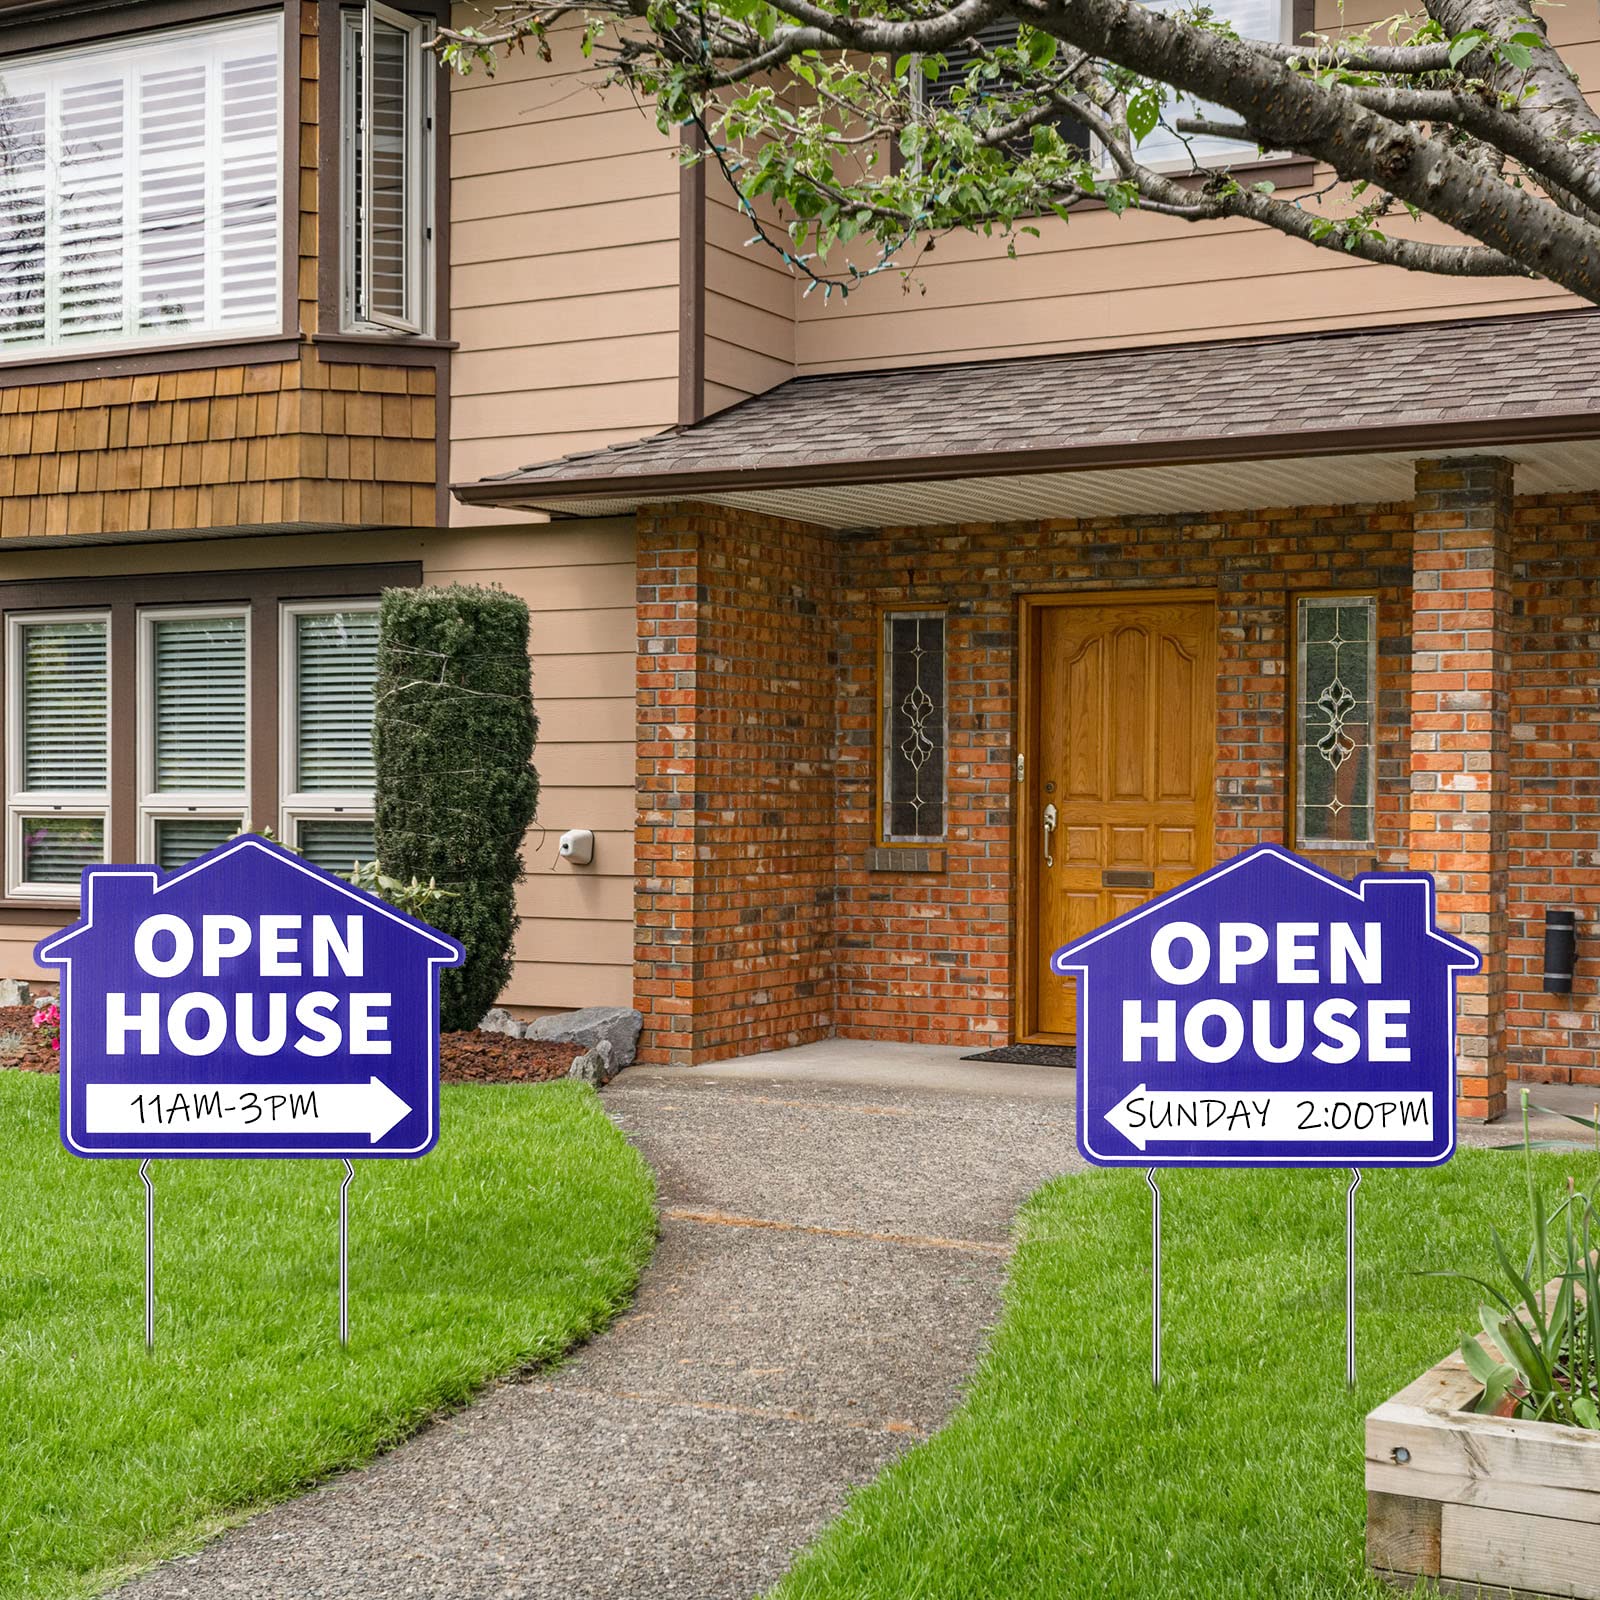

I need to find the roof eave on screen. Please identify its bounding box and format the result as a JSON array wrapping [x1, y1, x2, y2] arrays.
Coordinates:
[[451, 408, 1600, 513]]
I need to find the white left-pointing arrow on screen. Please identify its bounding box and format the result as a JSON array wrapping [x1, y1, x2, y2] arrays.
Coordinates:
[[1104, 1083, 1435, 1152], [84, 1077, 413, 1143]]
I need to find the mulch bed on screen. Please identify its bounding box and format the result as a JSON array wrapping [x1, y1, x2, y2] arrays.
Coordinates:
[[0, 1003, 582, 1085], [440, 1032, 583, 1084]]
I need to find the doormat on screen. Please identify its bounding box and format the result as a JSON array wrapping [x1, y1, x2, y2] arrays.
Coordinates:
[[962, 1044, 1077, 1068]]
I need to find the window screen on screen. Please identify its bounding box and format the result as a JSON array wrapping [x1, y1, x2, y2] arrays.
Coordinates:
[[881, 612, 947, 842], [19, 618, 107, 791]]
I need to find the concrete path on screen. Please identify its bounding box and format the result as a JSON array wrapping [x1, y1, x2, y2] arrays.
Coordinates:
[[119, 1042, 1079, 1600]]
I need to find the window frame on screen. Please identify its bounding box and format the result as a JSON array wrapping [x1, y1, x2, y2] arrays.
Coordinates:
[[876, 605, 949, 848], [339, 0, 433, 337], [907, 0, 1298, 179], [1289, 588, 1380, 852], [0, 10, 289, 367], [4, 609, 111, 899], [278, 597, 379, 857], [136, 603, 252, 862]]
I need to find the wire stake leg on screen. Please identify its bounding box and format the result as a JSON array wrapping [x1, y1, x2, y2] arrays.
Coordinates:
[[339, 1158, 354, 1349], [1346, 1167, 1362, 1391], [1147, 1166, 1162, 1391], [140, 1158, 154, 1353]]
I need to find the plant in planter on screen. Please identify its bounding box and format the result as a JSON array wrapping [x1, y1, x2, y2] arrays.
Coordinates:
[[1367, 1093, 1600, 1598]]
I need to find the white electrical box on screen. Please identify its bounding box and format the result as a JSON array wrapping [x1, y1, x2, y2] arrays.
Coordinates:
[[558, 828, 595, 867]]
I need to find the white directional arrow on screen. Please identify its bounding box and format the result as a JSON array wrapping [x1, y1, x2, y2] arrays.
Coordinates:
[[85, 1077, 413, 1143], [1104, 1084, 1435, 1152]]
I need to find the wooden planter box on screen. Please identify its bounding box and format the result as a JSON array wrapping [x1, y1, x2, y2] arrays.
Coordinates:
[[1366, 1333, 1600, 1598]]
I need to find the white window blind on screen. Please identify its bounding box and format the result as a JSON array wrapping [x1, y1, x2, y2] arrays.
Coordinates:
[[154, 814, 240, 869], [295, 609, 379, 791], [20, 618, 107, 791], [296, 816, 376, 875], [0, 15, 282, 359], [342, 3, 428, 333], [151, 614, 247, 793], [6, 612, 109, 896]]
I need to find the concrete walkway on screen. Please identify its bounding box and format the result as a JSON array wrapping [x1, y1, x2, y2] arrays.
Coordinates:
[[119, 1042, 1079, 1599]]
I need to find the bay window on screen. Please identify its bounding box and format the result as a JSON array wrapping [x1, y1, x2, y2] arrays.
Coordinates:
[[0, 14, 283, 360], [280, 602, 379, 872], [2, 573, 401, 901], [5, 613, 109, 897], [341, 2, 432, 334]]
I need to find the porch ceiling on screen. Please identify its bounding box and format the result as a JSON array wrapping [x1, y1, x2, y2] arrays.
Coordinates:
[[455, 310, 1600, 530]]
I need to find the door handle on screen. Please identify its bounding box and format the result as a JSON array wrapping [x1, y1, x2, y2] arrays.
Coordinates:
[[1043, 802, 1057, 868]]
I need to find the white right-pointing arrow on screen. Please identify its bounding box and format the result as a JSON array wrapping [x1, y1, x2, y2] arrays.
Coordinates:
[[85, 1076, 414, 1143], [1104, 1084, 1435, 1152]]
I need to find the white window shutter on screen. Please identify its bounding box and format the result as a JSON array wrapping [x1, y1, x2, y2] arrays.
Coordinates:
[[0, 16, 280, 358], [152, 614, 247, 793]]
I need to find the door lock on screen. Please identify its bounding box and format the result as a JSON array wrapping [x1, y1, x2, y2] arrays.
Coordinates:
[[1043, 802, 1057, 868]]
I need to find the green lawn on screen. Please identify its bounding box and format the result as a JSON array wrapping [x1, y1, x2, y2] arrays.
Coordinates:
[[773, 1147, 1591, 1600], [0, 1073, 655, 1600]]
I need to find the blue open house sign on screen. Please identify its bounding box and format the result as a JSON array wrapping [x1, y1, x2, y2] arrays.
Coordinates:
[[1054, 845, 1482, 1169], [36, 835, 463, 1160]]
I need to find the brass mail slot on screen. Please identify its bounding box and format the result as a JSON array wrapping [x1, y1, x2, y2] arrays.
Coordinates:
[[1102, 869, 1155, 889]]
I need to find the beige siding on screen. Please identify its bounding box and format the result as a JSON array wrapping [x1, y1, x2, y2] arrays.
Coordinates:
[[0, 523, 637, 1014], [704, 164, 797, 409], [699, 0, 1594, 392], [447, 14, 684, 525]]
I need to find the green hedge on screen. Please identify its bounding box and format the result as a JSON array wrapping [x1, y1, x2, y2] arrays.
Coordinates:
[[373, 585, 539, 1030]]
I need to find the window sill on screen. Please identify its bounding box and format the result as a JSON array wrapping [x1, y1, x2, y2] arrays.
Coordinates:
[[0, 332, 302, 391], [312, 332, 458, 366], [867, 846, 946, 873]]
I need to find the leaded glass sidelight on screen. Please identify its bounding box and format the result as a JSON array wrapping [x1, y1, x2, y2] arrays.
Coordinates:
[[881, 612, 947, 842], [1295, 595, 1377, 846]]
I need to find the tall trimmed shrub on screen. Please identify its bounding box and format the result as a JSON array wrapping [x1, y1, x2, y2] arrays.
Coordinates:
[[373, 585, 539, 1031]]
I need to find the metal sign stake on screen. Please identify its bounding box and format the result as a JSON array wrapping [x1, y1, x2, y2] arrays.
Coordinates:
[[1346, 1167, 1361, 1390], [339, 1158, 354, 1348], [139, 1158, 154, 1352], [1146, 1166, 1162, 1390]]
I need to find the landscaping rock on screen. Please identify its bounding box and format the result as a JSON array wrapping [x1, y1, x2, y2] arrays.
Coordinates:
[[477, 1007, 527, 1039], [567, 1038, 618, 1087], [0, 979, 31, 1007], [529, 1006, 642, 1065]]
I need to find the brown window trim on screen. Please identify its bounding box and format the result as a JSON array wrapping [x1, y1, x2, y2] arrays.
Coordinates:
[[0, 336, 303, 392], [0, 561, 420, 919], [875, 603, 949, 852]]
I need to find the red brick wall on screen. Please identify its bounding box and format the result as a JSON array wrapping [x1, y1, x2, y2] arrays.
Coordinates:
[[1508, 495, 1600, 1088], [634, 505, 838, 1065], [834, 505, 1414, 1048], [633, 490, 1600, 1096]]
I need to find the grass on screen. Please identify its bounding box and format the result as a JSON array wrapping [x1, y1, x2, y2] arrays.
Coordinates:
[[771, 1146, 1595, 1600], [0, 1072, 656, 1600]]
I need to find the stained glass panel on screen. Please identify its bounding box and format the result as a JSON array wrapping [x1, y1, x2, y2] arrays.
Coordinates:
[[1295, 595, 1376, 845], [882, 612, 946, 842]]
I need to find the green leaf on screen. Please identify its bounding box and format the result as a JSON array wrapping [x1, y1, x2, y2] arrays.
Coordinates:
[[1448, 28, 1488, 66], [1127, 91, 1160, 143], [1499, 39, 1533, 70], [1576, 1395, 1600, 1430]]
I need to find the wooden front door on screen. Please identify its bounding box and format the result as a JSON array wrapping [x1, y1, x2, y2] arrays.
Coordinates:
[[1020, 593, 1217, 1042]]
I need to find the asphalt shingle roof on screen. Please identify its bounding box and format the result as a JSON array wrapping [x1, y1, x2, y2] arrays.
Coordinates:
[[455, 311, 1600, 505]]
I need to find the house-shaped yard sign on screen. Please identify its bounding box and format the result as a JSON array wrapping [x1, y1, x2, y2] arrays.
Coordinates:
[[36, 835, 463, 1159], [1053, 845, 1481, 1168]]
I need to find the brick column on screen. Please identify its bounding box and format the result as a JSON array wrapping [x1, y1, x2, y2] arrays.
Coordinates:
[[634, 518, 704, 1066], [1410, 457, 1514, 1122]]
